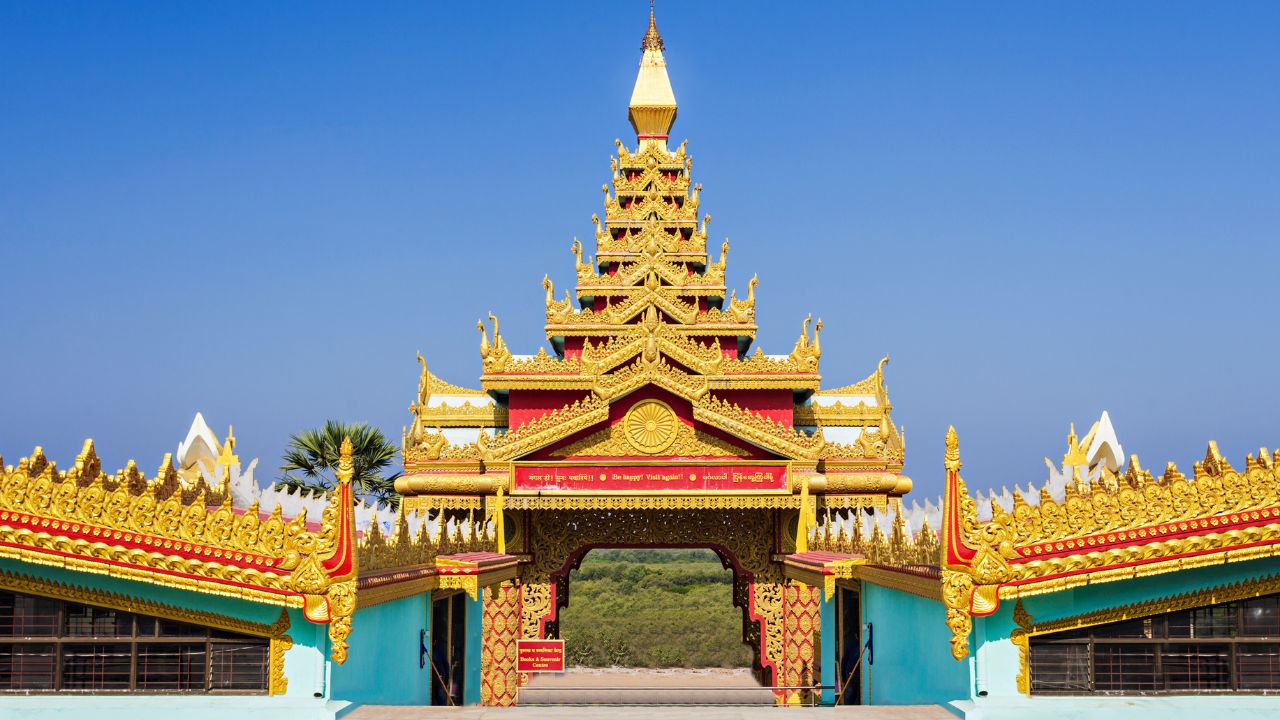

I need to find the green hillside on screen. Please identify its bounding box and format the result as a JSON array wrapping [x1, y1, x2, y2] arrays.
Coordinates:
[[558, 549, 753, 668]]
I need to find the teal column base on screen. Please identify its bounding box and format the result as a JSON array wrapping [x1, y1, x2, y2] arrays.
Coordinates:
[[820, 589, 836, 706], [464, 589, 484, 706]]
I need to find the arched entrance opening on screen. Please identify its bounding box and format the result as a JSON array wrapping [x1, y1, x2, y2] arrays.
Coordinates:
[[475, 509, 826, 707], [557, 548, 752, 668], [519, 545, 772, 704]]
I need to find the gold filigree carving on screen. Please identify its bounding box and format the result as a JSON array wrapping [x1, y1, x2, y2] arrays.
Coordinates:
[[693, 394, 825, 460], [326, 579, 356, 664], [269, 633, 293, 695], [358, 504, 494, 584], [820, 356, 890, 399], [0, 440, 355, 607], [944, 425, 962, 473], [401, 495, 485, 511], [481, 582, 521, 706], [495, 348, 583, 375], [794, 401, 881, 426], [940, 428, 1280, 662], [0, 568, 290, 637], [1011, 598, 1032, 696], [942, 569, 975, 661], [726, 274, 757, 323], [426, 367, 486, 396], [787, 316, 822, 373], [948, 443, 1280, 583], [622, 400, 679, 454], [724, 347, 815, 376], [488, 396, 610, 462], [810, 508, 939, 566], [1026, 571, 1280, 637], [520, 581, 552, 646], [420, 401, 508, 428], [477, 313, 512, 374], [549, 418, 750, 459]]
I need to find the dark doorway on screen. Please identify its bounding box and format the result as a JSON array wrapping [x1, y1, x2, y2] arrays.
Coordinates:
[[429, 592, 467, 706], [836, 586, 862, 705]]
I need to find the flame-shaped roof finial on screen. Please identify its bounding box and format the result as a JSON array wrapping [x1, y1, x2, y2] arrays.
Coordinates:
[[642, 1, 664, 51]]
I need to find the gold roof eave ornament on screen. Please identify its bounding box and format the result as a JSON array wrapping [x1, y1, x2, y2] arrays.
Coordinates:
[[0, 437, 361, 663], [937, 426, 1280, 666], [628, 5, 677, 144]]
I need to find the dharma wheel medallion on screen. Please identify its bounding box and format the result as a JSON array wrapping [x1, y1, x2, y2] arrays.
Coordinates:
[[623, 399, 679, 454]]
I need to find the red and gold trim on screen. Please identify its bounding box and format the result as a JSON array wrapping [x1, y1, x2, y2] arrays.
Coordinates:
[[939, 427, 1280, 661]]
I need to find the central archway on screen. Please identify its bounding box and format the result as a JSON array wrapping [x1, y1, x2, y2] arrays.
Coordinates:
[[475, 508, 823, 706], [517, 546, 773, 704], [548, 543, 766, 681]]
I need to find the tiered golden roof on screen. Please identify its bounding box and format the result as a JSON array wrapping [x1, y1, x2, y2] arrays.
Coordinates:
[[402, 8, 907, 502]]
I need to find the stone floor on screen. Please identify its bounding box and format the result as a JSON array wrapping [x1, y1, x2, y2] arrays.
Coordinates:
[[345, 706, 955, 719], [345, 668, 954, 719], [518, 667, 777, 705]]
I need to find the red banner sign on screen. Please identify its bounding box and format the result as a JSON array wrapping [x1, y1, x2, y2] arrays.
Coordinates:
[[513, 464, 789, 492], [516, 639, 566, 673]]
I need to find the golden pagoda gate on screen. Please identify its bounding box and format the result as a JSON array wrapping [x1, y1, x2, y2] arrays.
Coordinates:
[[397, 8, 910, 706]]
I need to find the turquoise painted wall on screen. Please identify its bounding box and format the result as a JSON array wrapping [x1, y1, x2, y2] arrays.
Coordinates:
[[975, 555, 1280, 701], [954, 556, 1280, 719], [861, 581, 970, 705], [330, 592, 431, 706], [820, 591, 836, 705], [463, 590, 483, 706]]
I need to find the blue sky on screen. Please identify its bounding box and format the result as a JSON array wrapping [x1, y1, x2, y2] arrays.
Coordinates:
[[1, 2, 1277, 501]]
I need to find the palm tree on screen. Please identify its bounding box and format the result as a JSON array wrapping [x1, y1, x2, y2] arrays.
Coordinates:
[[276, 421, 403, 509]]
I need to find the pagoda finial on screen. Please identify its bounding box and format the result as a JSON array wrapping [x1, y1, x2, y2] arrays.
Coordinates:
[[642, 0, 664, 51], [629, 2, 677, 145]]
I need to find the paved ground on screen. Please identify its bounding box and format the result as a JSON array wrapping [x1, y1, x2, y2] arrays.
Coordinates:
[[520, 667, 777, 705], [346, 706, 954, 719], [345, 668, 954, 719]]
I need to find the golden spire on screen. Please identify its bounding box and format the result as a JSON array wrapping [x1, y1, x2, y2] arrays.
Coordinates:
[[629, 1, 677, 144], [642, 1, 664, 51], [1063, 423, 1087, 467], [214, 425, 239, 474]]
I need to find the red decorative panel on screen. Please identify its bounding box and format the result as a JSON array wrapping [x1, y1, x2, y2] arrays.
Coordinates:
[[562, 337, 584, 359], [507, 390, 593, 428], [513, 463, 789, 492], [780, 583, 820, 705], [719, 337, 739, 360], [713, 390, 794, 426], [480, 583, 521, 707]]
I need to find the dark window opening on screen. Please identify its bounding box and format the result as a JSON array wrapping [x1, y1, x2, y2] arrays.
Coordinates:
[[0, 589, 269, 694], [1031, 591, 1280, 695]]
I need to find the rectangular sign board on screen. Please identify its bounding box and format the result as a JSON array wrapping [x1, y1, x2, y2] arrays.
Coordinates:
[[516, 639, 565, 673], [513, 463, 789, 492]]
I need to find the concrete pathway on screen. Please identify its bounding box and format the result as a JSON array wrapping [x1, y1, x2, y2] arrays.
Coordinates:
[[345, 707, 954, 719], [346, 668, 953, 719], [519, 667, 776, 705]]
